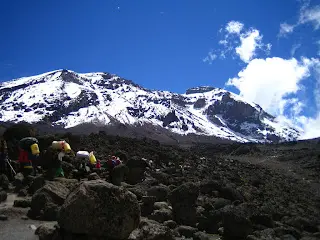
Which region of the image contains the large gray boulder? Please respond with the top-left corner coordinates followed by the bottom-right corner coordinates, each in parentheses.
top-left (168, 182), bottom-right (199, 226)
top-left (58, 180), bottom-right (140, 239)
top-left (29, 181), bottom-right (70, 220)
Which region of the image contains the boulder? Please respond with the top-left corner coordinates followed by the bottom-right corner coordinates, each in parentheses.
top-left (221, 206), bottom-right (253, 239)
top-left (0, 214), bottom-right (8, 221)
top-left (35, 222), bottom-right (61, 240)
top-left (111, 164), bottom-right (129, 186)
top-left (147, 185), bottom-right (169, 202)
top-left (0, 190), bottom-right (7, 202)
top-left (141, 196), bottom-right (156, 217)
top-left (58, 180), bottom-right (140, 239)
top-left (0, 174), bottom-right (9, 190)
top-left (168, 182), bottom-right (199, 226)
top-left (126, 157), bottom-right (149, 184)
top-left (29, 174), bottom-right (46, 194)
top-left (220, 185), bottom-right (244, 202)
top-left (29, 181), bottom-right (70, 220)
top-left (213, 198), bottom-right (232, 210)
top-left (53, 178), bottom-right (79, 192)
top-left (88, 172), bottom-right (100, 180)
top-left (128, 218), bottom-right (175, 240)
top-left (199, 180), bottom-right (222, 195)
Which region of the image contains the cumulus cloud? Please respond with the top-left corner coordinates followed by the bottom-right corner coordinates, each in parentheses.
top-left (226, 57), bottom-right (320, 139)
top-left (226, 57), bottom-right (312, 116)
top-left (235, 29), bottom-right (263, 63)
top-left (298, 114), bottom-right (320, 139)
top-left (203, 21), bottom-right (271, 64)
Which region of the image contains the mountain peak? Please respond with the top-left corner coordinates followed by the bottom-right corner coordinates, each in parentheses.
top-left (185, 86), bottom-right (216, 94)
top-left (0, 70), bottom-right (300, 143)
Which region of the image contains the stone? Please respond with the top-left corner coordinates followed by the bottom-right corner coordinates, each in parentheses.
top-left (58, 180), bottom-right (140, 239)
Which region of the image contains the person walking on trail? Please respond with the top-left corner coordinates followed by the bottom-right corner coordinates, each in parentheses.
top-left (18, 137), bottom-right (40, 178)
top-left (0, 139), bottom-right (8, 175)
top-left (106, 156), bottom-right (122, 183)
top-left (44, 140), bottom-right (72, 179)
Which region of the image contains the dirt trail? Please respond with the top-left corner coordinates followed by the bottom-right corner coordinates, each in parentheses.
top-left (0, 193), bottom-right (45, 240)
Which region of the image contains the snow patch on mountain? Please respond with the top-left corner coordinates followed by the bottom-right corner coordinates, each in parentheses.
top-left (0, 69), bottom-right (301, 142)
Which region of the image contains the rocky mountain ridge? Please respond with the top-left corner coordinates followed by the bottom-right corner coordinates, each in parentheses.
top-left (0, 69), bottom-right (300, 142)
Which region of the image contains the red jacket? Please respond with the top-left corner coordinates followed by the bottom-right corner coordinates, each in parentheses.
top-left (18, 149), bottom-right (30, 163)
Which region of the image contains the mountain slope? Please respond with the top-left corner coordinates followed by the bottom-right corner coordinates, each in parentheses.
top-left (0, 69), bottom-right (300, 142)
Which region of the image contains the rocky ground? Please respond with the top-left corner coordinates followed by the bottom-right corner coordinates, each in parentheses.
top-left (0, 126), bottom-right (319, 240)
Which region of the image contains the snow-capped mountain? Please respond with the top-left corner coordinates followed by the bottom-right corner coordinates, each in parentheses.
top-left (0, 69), bottom-right (300, 142)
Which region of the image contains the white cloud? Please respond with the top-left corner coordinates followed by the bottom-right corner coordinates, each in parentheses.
top-left (203, 21), bottom-right (271, 64)
top-left (226, 57), bottom-right (320, 139)
top-left (299, 5), bottom-right (320, 30)
top-left (290, 43), bottom-right (301, 56)
top-left (279, 2), bottom-right (320, 36)
top-left (203, 50), bottom-right (217, 64)
top-left (298, 114), bottom-right (320, 139)
top-left (226, 57), bottom-right (312, 116)
top-left (279, 23), bottom-right (296, 37)
top-left (317, 40), bottom-right (320, 56)
top-left (225, 21), bottom-right (244, 34)
top-left (235, 29), bottom-right (263, 63)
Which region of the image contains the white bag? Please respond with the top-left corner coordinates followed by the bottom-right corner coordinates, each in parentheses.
top-left (76, 151), bottom-right (90, 159)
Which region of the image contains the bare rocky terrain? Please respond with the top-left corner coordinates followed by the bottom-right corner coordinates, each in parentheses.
top-left (0, 124), bottom-right (319, 240)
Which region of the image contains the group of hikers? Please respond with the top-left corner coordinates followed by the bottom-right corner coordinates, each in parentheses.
top-left (0, 136), bottom-right (125, 183)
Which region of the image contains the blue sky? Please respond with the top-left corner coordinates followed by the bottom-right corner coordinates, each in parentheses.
top-left (1, 0), bottom-right (320, 138)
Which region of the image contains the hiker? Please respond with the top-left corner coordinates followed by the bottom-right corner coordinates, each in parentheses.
top-left (106, 156), bottom-right (122, 182)
top-left (76, 150), bottom-right (97, 171)
top-left (42, 140), bottom-right (72, 180)
top-left (0, 139), bottom-right (8, 175)
top-left (18, 137), bottom-right (40, 178)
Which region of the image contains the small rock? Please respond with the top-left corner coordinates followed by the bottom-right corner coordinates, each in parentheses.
top-left (128, 218), bottom-right (175, 240)
top-left (0, 174), bottom-right (9, 190)
top-left (154, 201), bottom-right (170, 210)
top-left (14, 199), bottom-right (31, 208)
top-left (164, 220), bottom-right (177, 229)
top-left (88, 172), bottom-right (100, 180)
top-left (21, 216), bottom-right (29, 220)
top-left (193, 231), bottom-right (221, 240)
top-left (0, 214), bottom-right (8, 221)
top-left (35, 222), bottom-right (60, 240)
top-left (30, 225), bottom-right (37, 230)
top-left (150, 208), bottom-right (173, 223)
top-left (282, 234), bottom-right (297, 240)
top-left (251, 214), bottom-right (274, 228)
top-left (0, 191), bottom-right (7, 202)
top-left (175, 225), bottom-right (198, 238)
top-left (18, 188), bottom-right (28, 197)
